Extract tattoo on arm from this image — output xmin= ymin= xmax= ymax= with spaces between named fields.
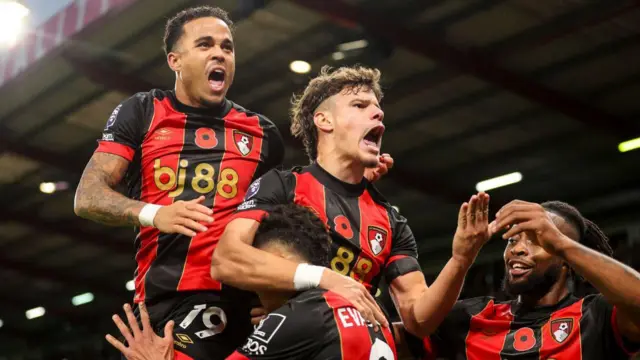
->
xmin=74 ymin=152 xmax=145 ymax=227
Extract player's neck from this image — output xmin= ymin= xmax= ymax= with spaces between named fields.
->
xmin=316 ymin=152 xmax=365 ymax=185
xmin=519 ymin=280 xmax=570 ymax=308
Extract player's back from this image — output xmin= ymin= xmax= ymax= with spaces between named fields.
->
xmin=230 ymin=288 xmax=397 ymax=360
xmin=96 ymin=89 xmax=284 ymax=302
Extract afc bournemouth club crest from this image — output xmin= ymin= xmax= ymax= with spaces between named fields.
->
xmin=233 ymin=130 xmax=253 ymax=156
xmin=368 ymin=226 xmax=388 ymax=256
xmin=550 ymin=318 xmax=573 ymax=343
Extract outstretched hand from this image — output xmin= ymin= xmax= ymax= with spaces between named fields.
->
xmin=452 ymin=192 xmax=491 ymax=268
xmin=106 ymin=303 xmax=175 ymax=360
xmin=364 ymin=154 xmax=394 ymax=182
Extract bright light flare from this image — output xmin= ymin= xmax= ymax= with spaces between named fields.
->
xmin=475 ymin=172 xmax=523 ymax=192
xmin=289 ymin=60 xmax=311 ymax=74
xmin=39 ymin=182 xmax=56 ymax=194
xmin=126 ymin=280 xmax=135 ymax=291
xmin=26 ymin=307 xmax=45 ymax=320
xmin=71 ymin=292 xmax=94 ymax=306
xmin=618 ymin=137 xmax=640 ymax=153
xmin=0 ymin=1 xmax=30 ymax=47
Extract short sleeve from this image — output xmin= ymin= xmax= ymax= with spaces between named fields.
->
xmin=405 ymin=299 xmax=473 ymax=359
xmin=231 ymin=300 xmax=324 ymax=359
xmin=261 ymin=119 xmax=285 ymax=172
xmin=95 ymin=93 xmax=149 ymax=161
xmin=230 ymin=169 xmax=291 ymax=222
xmin=384 ymin=210 xmax=420 ymax=283
xmin=588 ymin=294 xmax=640 ymax=357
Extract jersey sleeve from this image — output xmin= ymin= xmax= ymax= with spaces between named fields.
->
xmin=588 ymin=294 xmax=640 ymax=357
xmin=230 ymin=299 xmax=325 ymax=359
xmin=261 ymin=119 xmax=285 ymax=172
xmin=384 ymin=209 xmax=421 ymax=283
xmin=404 ymin=299 xmax=473 ymax=359
xmin=95 ymin=92 xmax=150 ymax=162
xmin=230 ymin=169 xmax=291 ymax=223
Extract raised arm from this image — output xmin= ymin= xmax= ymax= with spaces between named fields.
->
xmin=389 ymin=193 xmax=491 ymax=337
xmin=495 ymin=200 xmax=640 ymax=343
xmin=74 ymin=152 xmax=144 ymax=226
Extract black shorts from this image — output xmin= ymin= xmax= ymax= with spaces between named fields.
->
xmin=138 ymin=289 xmax=257 ymax=360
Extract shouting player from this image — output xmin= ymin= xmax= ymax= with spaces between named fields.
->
xmin=74 ymin=6 xmax=390 ymax=359
xmin=408 ymin=200 xmax=640 ymax=359
xmin=107 ymin=204 xmax=397 ymax=360
xmin=211 ymin=65 xmax=492 ymax=338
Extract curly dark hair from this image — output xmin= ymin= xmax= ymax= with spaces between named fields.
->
xmin=163 ymin=6 xmax=234 ymax=55
xmin=542 ymin=201 xmax=614 ymax=284
xmin=254 ymin=204 xmax=332 ymax=267
xmin=290 ymin=65 xmax=383 ymax=161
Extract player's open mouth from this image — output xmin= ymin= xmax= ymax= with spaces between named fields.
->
xmin=208 ymin=68 xmax=225 ymax=93
xmin=508 ymin=260 xmax=533 ymax=277
xmin=362 ymin=125 xmax=385 ymax=152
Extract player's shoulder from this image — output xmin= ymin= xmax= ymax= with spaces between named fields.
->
xmin=456 ymin=296 xmax=507 ymax=315
xmin=228 ymin=100 xmax=278 ymax=127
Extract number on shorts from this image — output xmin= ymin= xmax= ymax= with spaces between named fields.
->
xmin=180 ymin=304 xmax=227 ymax=339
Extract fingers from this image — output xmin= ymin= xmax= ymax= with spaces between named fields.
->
xmin=139 ymin=303 xmax=151 ymax=333
xmin=183 ymin=210 xmax=214 ymax=224
xmin=105 ymin=334 xmax=129 ymax=355
xmin=477 ymin=192 xmax=489 ymax=223
xmin=112 ymin=314 xmax=134 ymax=345
xmin=188 ymin=195 xmax=206 ymax=205
xmin=362 ymin=291 xmax=388 ymax=329
xmin=502 ymin=221 xmax=535 ymax=239
xmin=467 ymin=195 xmax=478 ymax=226
xmin=177 ymin=218 xmax=208 ymax=233
xmin=173 ymin=225 xmax=196 ymax=237
xmin=184 ymin=201 xmax=214 ymax=216
xmin=250 ymin=307 xmax=267 ymax=317
xmin=381 ymin=153 xmax=394 ymax=169
xmin=495 ymin=210 xmax=537 ymax=231
xmin=163 ymin=320 xmax=175 ymax=341
xmin=457 ymin=202 xmax=469 ymax=229
xmin=124 ymin=303 xmax=141 ymax=338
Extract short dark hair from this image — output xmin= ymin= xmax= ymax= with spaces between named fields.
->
xmin=254 ymin=204 xmax=332 ymax=267
xmin=290 ymin=65 xmax=383 ymax=161
xmin=163 ymin=6 xmax=234 ymax=55
xmin=541 ymin=201 xmax=614 ymax=284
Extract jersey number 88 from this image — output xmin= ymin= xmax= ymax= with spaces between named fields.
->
xmin=154 ymin=159 xmax=239 ymax=199
xmin=331 ymin=246 xmax=374 ymax=283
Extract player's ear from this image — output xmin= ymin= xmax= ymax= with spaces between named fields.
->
xmin=167 ymin=51 xmax=182 ymax=73
xmin=314 ymin=109 xmax=333 ymax=133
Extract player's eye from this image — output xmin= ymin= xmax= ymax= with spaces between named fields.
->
xmin=507 ymin=238 xmax=516 ymax=245
xmin=197 ymin=42 xmax=210 ymax=48
xmin=353 ymin=102 xmax=366 ymax=109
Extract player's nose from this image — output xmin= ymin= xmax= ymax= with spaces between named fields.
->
xmin=371 ymin=107 xmax=384 ymax=122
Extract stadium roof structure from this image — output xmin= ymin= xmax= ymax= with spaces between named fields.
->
xmin=1 ymin=0 xmax=640 ymax=357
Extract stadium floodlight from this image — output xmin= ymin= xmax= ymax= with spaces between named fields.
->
xmin=0 ymin=318 xmax=3 ymax=328
xmin=0 ymin=1 xmax=30 ymax=47
xmin=126 ymin=280 xmax=135 ymax=291
xmin=618 ymin=137 xmax=640 ymax=153
xmin=25 ymin=306 xmax=45 ymax=320
xmin=475 ymin=172 xmax=523 ymax=192
xmin=71 ymin=292 xmax=94 ymax=306
xmin=337 ymin=39 xmax=369 ymax=52
xmin=332 ymin=52 xmax=345 ymax=61
xmin=39 ymin=182 xmax=56 ymax=194
xmin=289 ymin=60 xmax=311 ymax=74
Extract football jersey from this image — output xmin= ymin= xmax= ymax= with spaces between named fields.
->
xmin=407 ymin=294 xmax=640 ymax=360
xmin=226 ymin=288 xmax=397 ymax=360
xmin=95 ymin=90 xmax=284 ymax=303
xmin=231 ymin=162 xmax=421 ymax=295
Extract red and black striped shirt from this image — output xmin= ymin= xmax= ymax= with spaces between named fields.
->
xmin=226 ymin=288 xmax=396 ymax=360
xmin=407 ymin=294 xmax=640 ymax=360
xmin=231 ymin=162 xmax=421 ymax=295
xmin=95 ymin=90 xmax=284 ymax=303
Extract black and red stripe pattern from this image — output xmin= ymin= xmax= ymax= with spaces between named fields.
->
xmin=413 ymin=294 xmax=640 ymax=359
xmin=93 ymin=89 xmax=284 ymax=304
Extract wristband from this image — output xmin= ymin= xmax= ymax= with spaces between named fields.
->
xmin=139 ymin=204 xmax=162 ymax=227
xmin=293 ymin=263 xmax=325 ymax=290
